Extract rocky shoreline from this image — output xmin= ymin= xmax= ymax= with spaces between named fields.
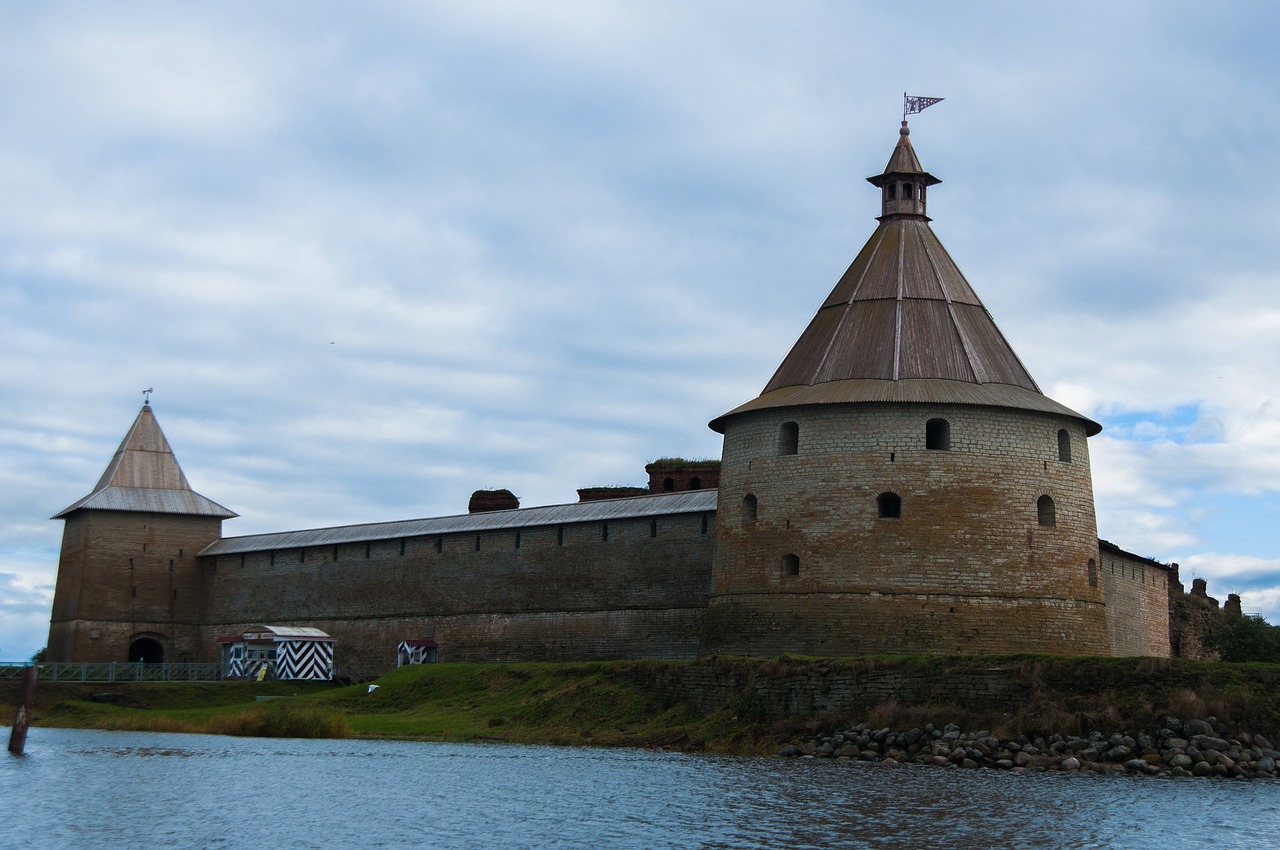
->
xmin=779 ymin=716 xmax=1280 ymax=779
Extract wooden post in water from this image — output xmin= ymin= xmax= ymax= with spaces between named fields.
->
xmin=8 ymin=665 xmax=37 ymax=755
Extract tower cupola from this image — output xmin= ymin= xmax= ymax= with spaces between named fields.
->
xmin=866 ymin=120 xmax=940 ymax=220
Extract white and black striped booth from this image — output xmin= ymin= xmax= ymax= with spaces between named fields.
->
xmin=217 ymin=625 xmax=336 ymax=681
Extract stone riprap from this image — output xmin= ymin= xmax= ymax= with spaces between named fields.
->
xmin=779 ymin=717 xmax=1280 ymax=779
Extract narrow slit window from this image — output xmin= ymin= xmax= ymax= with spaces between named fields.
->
xmin=649 ymin=520 xmax=658 ymax=538
xmin=742 ymin=494 xmax=758 ymax=522
xmin=1088 ymin=558 xmax=1097 ymax=587
xmin=602 ymin=523 xmax=609 ymax=542
xmin=557 ymin=526 xmax=565 ymax=546
xmin=1057 ymin=429 xmax=1072 ymax=463
xmin=514 ymin=531 xmax=521 ymax=550
xmin=1037 ymin=495 xmax=1056 ymax=527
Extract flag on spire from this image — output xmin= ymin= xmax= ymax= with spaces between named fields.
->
xmin=903 ymin=93 xmax=944 ymax=119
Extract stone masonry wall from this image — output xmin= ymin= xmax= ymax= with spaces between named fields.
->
xmin=47 ymin=511 xmax=225 ymax=663
xmin=1099 ymin=545 xmax=1171 ymax=657
xmin=705 ymin=403 xmax=1110 ymax=656
xmin=198 ymin=510 xmax=716 ymax=676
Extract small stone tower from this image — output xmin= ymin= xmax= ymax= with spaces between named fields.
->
xmin=47 ymin=404 xmax=237 ymax=663
xmin=701 ymin=122 xmax=1111 ymax=657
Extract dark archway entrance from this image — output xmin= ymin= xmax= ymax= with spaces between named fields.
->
xmin=128 ymin=637 xmax=165 ymax=664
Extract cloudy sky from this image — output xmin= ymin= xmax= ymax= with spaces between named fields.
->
xmin=3 ymin=1 xmax=1279 ymax=659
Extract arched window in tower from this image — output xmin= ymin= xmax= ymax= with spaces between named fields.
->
xmin=782 ymin=553 xmax=800 ymax=576
xmin=1037 ymin=495 xmax=1056 ymax=527
xmin=877 ymin=492 xmax=902 ymax=519
xmin=1057 ymin=429 xmax=1072 ymax=463
xmin=779 ymin=421 xmax=799 ymax=455
xmin=926 ymin=418 xmax=950 ymax=450
xmin=1088 ymin=558 xmax=1098 ymax=587
xmin=742 ymin=494 xmax=758 ymax=522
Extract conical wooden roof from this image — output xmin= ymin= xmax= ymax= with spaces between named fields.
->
xmin=54 ymin=405 xmax=237 ymax=518
xmin=711 ymin=124 xmax=1099 ymax=435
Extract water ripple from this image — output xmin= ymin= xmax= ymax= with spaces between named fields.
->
xmin=3 ymin=728 xmax=1278 ymax=849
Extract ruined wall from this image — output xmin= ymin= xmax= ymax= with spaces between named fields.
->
xmin=199 ymin=510 xmax=716 ymax=676
xmin=704 ymin=403 xmax=1110 ymax=657
xmin=1168 ymin=571 xmax=1226 ymax=660
xmin=47 ymin=510 xmax=224 ymax=663
xmin=1098 ymin=543 xmax=1171 ymax=657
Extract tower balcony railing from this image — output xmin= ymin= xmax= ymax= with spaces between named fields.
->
xmin=0 ymin=661 xmax=224 ymax=683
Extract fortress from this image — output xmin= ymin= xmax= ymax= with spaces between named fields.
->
xmin=46 ymin=122 xmax=1176 ymax=677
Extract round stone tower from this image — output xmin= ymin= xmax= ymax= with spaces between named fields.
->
xmin=701 ymin=122 xmax=1111 ymax=657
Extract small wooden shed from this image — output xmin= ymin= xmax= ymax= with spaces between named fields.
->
xmin=217 ymin=625 xmax=336 ymax=680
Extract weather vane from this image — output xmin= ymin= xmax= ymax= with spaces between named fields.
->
xmin=903 ymin=92 xmax=944 ymax=121
xmin=142 ymin=387 xmax=153 ymax=405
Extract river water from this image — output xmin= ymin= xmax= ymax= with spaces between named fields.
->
xmin=3 ymin=727 xmax=1277 ymax=849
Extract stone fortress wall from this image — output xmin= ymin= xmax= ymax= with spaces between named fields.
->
xmin=197 ymin=507 xmax=717 ymax=678
xmin=704 ymin=403 xmax=1112 ymax=656
xmin=1098 ymin=539 xmax=1171 ymax=657
xmin=47 ymin=510 xmax=219 ymax=664
xmin=45 ymin=122 xmax=1218 ymax=674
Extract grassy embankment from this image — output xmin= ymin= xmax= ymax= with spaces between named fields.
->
xmin=4 ymin=655 xmax=1280 ymax=754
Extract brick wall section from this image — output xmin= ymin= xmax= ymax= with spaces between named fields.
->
xmin=1098 ymin=544 xmax=1171 ymax=657
xmin=198 ymin=511 xmax=716 ymax=674
xmin=704 ymin=403 xmax=1111 ymax=656
xmin=47 ymin=510 xmax=225 ymax=662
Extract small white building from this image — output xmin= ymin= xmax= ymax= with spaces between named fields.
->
xmin=217 ymin=625 xmax=336 ymax=680
xmin=396 ymin=639 xmax=438 ymax=666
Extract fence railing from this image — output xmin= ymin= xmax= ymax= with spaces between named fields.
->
xmin=0 ymin=661 xmax=224 ymax=683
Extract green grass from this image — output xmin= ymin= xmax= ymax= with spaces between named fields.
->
xmin=6 ymin=656 xmax=1280 ymax=751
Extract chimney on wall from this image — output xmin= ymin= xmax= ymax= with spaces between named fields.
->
xmin=468 ymin=489 xmax=519 ymax=513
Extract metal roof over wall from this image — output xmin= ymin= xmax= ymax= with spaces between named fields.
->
xmin=200 ymin=489 xmax=718 ymax=556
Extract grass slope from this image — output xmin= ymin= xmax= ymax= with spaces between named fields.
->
xmin=5 ymin=656 xmax=1280 ymax=752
